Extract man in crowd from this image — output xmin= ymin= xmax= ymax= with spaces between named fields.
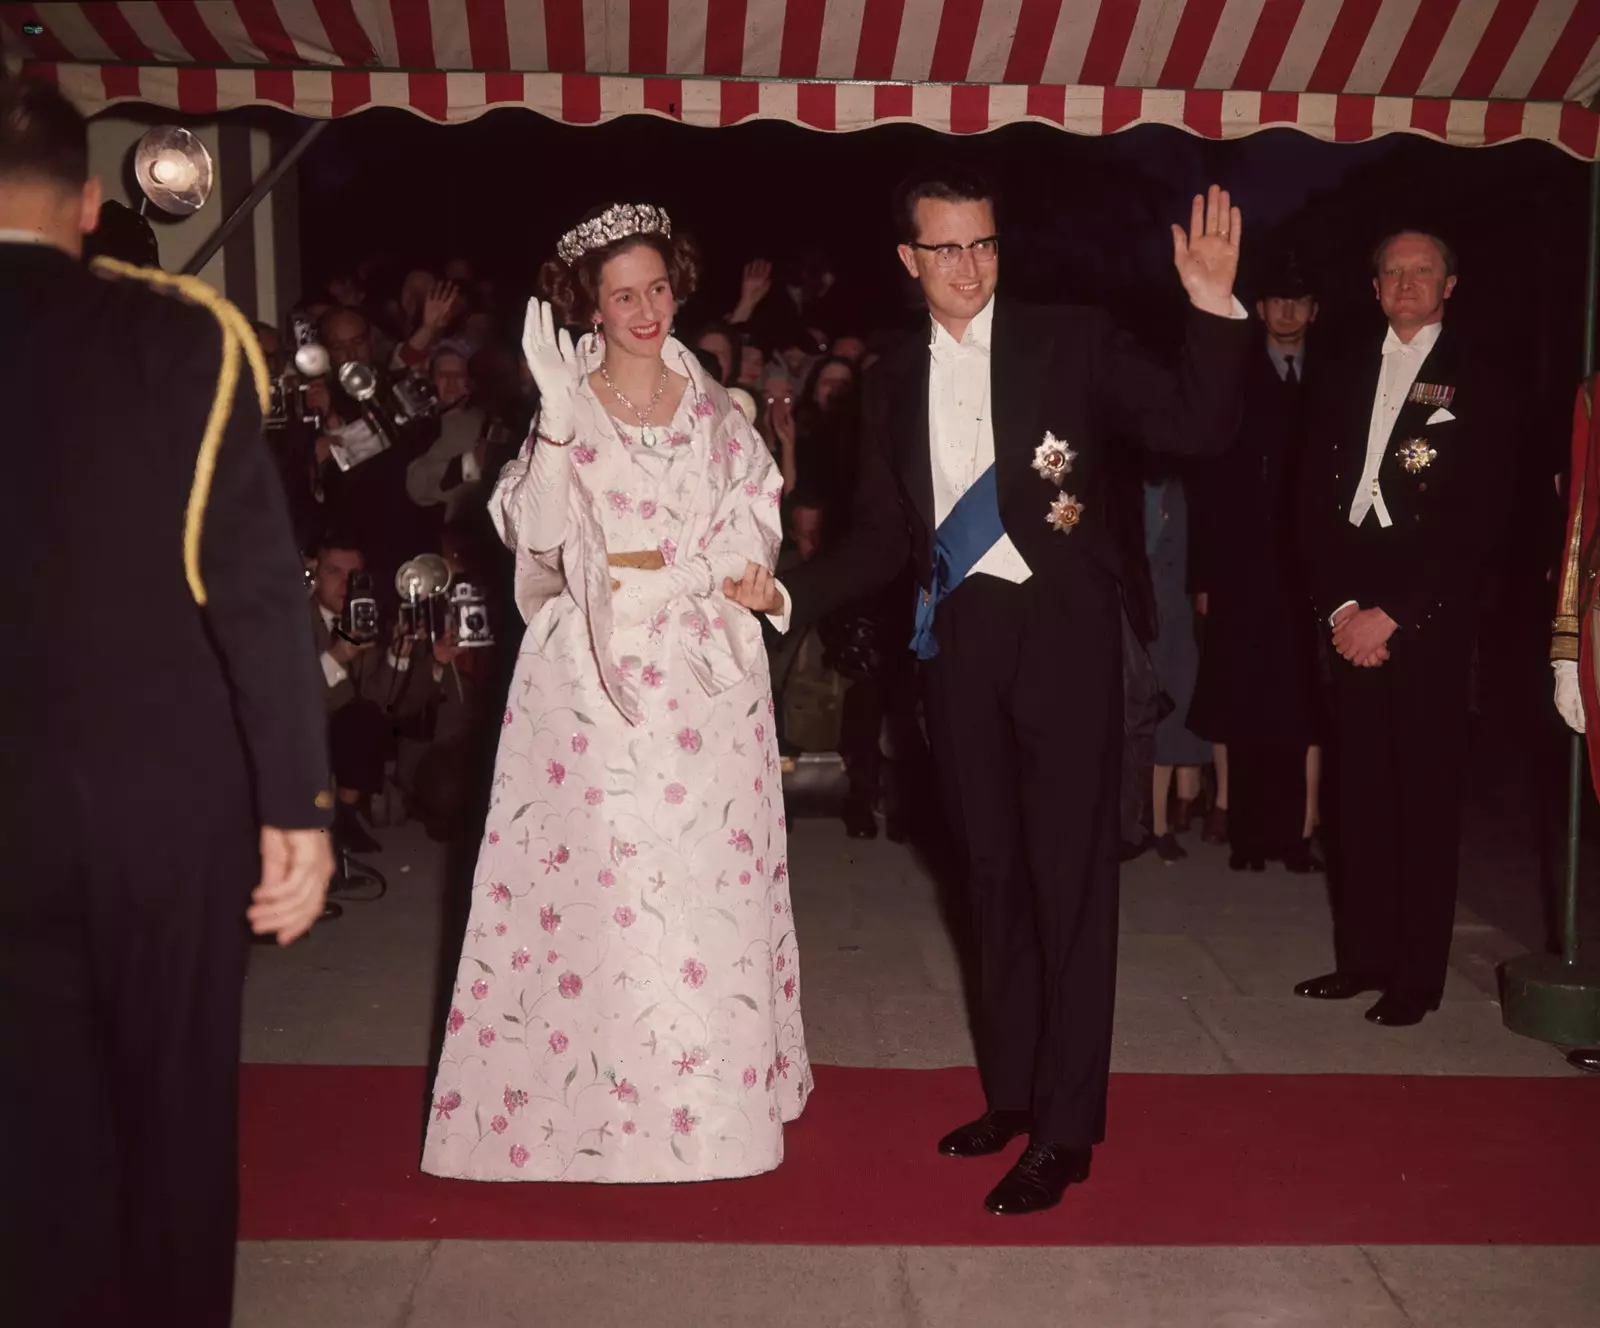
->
xmin=732 ymin=165 xmax=1249 ymax=1214
xmin=310 ymin=305 xmax=433 ymax=599
xmin=310 ymin=536 xmax=455 ymax=852
xmin=1188 ymin=254 xmax=1324 ymax=872
xmin=0 ymin=79 xmax=332 ymax=1325
xmin=1295 ymin=232 xmax=1512 ymax=1026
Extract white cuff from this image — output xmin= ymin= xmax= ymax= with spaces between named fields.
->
xmin=766 ymin=579 xmax=793 ymax=635
xmin=1329 ymin=600 xmax=1358 ymax=627
xmin=320 ymin=649 xmax=348 ymax=689
xmin=1227 ymin=295 xmax=1248 ymax=321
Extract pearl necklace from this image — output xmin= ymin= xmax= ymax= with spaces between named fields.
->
xmin=600 ymin=359 xmax=669 ymax=448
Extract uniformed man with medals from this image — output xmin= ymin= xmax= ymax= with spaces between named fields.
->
xmin=1294 ymin=231 xmax=1513 ymax=1027
xmin=0 ymin=81 xmax=334 ymax=1325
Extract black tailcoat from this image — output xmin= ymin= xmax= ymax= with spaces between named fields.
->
xmin=0 ymin=242 xmax=330 ymax=1326
xmin=1294 ymin=320 xmax=1512 ymax=1001
xmin=786 ymin=296 xmax=1249 ymax=1143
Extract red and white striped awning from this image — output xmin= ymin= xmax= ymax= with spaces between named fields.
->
xmin=6 ymin=1 xmax=1600 ymax=157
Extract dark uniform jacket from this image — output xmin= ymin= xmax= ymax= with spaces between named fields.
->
xmin=0 ymin=242 xmax=331 ymax=835
xmin=782 ymin=298 xmax=1252 ymax=629
xmin=1295 ymin=322 xmax=1512 ymax=635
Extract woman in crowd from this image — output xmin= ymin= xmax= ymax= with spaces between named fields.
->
xmin=424 ymin=203 xmax=810 ymax=1184
xmin=1142 ymin=467 xmax=1210 ymax=864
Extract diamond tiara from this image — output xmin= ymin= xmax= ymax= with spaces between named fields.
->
xmin=555 ymin=203 xmax=673 ymax=265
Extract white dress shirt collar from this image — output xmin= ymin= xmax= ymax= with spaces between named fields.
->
xmin=929 ymin=297 xmax=995 ymax=356
xmin=0 ymin=229 xmax=53 ymax=247
xmin=1381 ymin=319 xmax=1443 ymax=356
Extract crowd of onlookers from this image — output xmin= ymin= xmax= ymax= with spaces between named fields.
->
xmin=255 ymin=246 xmax=918 ymax=854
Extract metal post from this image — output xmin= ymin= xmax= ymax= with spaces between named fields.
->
xmin=181 ymin=119 xmax=328 ymax=277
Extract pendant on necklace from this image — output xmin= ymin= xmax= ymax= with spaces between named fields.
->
xmin=640 ymin=426 xmax=655 ymax=449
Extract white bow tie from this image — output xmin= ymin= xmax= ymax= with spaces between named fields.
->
xmin=931 ymin=340 xmax=988 ymax=366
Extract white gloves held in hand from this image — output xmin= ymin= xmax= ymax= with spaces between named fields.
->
xmin=1554 ymin=659 xmax=1586 ymax=733
xmin=609 ymin=563 xmax=712 ymax=630
xmin=522 ymin=298 xmax=583 ymax=442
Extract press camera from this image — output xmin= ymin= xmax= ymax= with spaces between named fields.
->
xmin=264 ymin=314 xmax=331 ymax=432
xmin=338 ymin=570 xmax=381 ymax=644
xmin=394 ymin=555 xmax=494 ymax=650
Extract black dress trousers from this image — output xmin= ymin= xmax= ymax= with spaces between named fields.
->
xmin=1327 ymin=619 xmax=1473 ymax=1003
xmin=0 ymin=774 xmax=257 ymax=1327
xmin=920 ymin=567 xmax=1122 ymax=1147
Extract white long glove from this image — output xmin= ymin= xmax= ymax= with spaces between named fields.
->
xmin=610 ymin=563 xmax=714 ymax=630
xmin=1555 ymin=659 xmax=1587 ymax=733
xmin=509 ymin=298 xmax=585 ymax=551
xmin=522 ymin=298 xmax=583 ymax=442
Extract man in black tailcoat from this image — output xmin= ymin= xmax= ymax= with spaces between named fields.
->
xmin=1294 ymin=231 xmax=1512 ymax=1027
xmin=1189 ymin=254 xmax=1325 ymax=872
xmin=0 ymin=81 xmax=334 ymax=1325
xmin=725 ymin=166 xmax=1250 ymax=1214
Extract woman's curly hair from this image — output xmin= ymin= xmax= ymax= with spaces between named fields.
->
xmin=538 ymin=209 xmax=701 ymax=327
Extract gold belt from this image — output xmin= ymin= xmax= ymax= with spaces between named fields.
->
xmin=608 ymin=549 xmax=665 ymax=590
xmin=607 ymin=550 xmax=666 ymax=571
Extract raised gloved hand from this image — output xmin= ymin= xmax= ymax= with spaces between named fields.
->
xmin=521 ymin=298 xmax=582 ymax=442
xmin=1555 ymin=659 xmax=1586 ymax=733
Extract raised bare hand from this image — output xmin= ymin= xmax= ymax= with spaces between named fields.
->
xmin=422 ymin=280 xmax=461 ymax=332
xmin=1171 ymin=184 xmax=1242 ymax=318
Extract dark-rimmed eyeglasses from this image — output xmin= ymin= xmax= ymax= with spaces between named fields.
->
xmin=909 ymin=237 xmax=1000 ymax=269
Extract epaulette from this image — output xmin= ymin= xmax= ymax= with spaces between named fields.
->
xmin=90 ymin=257 xmax=270 ymax=606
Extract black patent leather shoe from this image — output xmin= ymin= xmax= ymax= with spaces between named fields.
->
xmin=1229 ymin=851 xmax=1266 ymax=872
xmin=937 ymin=1109 xmax=1032 ymax=1158
xmin=984 ymin=1142 xmax=1092 ymax=1216
xmin=1364 ymin=993 xmax=1439 ymax=1026
xmin=1294 ymin=971 xmax=1383 ymax=1001
xmin=1282 ymin=838 xmax=1326 ymax=874
xmin=843 ymin=801 xmax=879 ymax=840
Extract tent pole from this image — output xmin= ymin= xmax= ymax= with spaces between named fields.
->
xmin=181 ymin=119 xmax=327 ymax=278
xmin=1500 ymin=157 xmax=1600 ymax=1065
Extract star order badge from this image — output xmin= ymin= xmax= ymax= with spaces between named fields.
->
xmin=1047 ymin=492 xmax=1084 ymax=532
xmin=1396 ymin=438 xmax=1437 ymax=474
xmin=1032 ymin=431 xmax=1078 ymax=486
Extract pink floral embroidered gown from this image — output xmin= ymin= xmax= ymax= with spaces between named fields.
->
xmin=424 ymin=340 xmax=811 ymax=1183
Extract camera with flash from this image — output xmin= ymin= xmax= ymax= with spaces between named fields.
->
xmin=265 ymin=315 xmax=331 ymax=432
xmin=394 ymin=555 xmax=494 ymax=651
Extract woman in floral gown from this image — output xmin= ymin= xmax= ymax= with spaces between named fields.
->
xmin=424 ymin=204 xmax=810 ymax=1184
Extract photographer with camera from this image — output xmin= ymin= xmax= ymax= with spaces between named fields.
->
xmin=310 ymin=535 xmax=452 ymax=852
xmin=403 ymin=521 xmax=502 ymax=842
xmin=309 ymin=307 xmax=438 ymax=602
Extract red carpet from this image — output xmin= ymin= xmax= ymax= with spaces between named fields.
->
xmin=239 ymin=1064 xmax=1600 ymax=1245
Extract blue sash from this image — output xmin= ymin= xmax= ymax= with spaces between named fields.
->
xmin=910 ymin=463 xmax=1005 ymax=660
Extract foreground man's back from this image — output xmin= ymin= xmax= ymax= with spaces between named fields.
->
xmin=0 ymin=79 xmax=334 ymax=1327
